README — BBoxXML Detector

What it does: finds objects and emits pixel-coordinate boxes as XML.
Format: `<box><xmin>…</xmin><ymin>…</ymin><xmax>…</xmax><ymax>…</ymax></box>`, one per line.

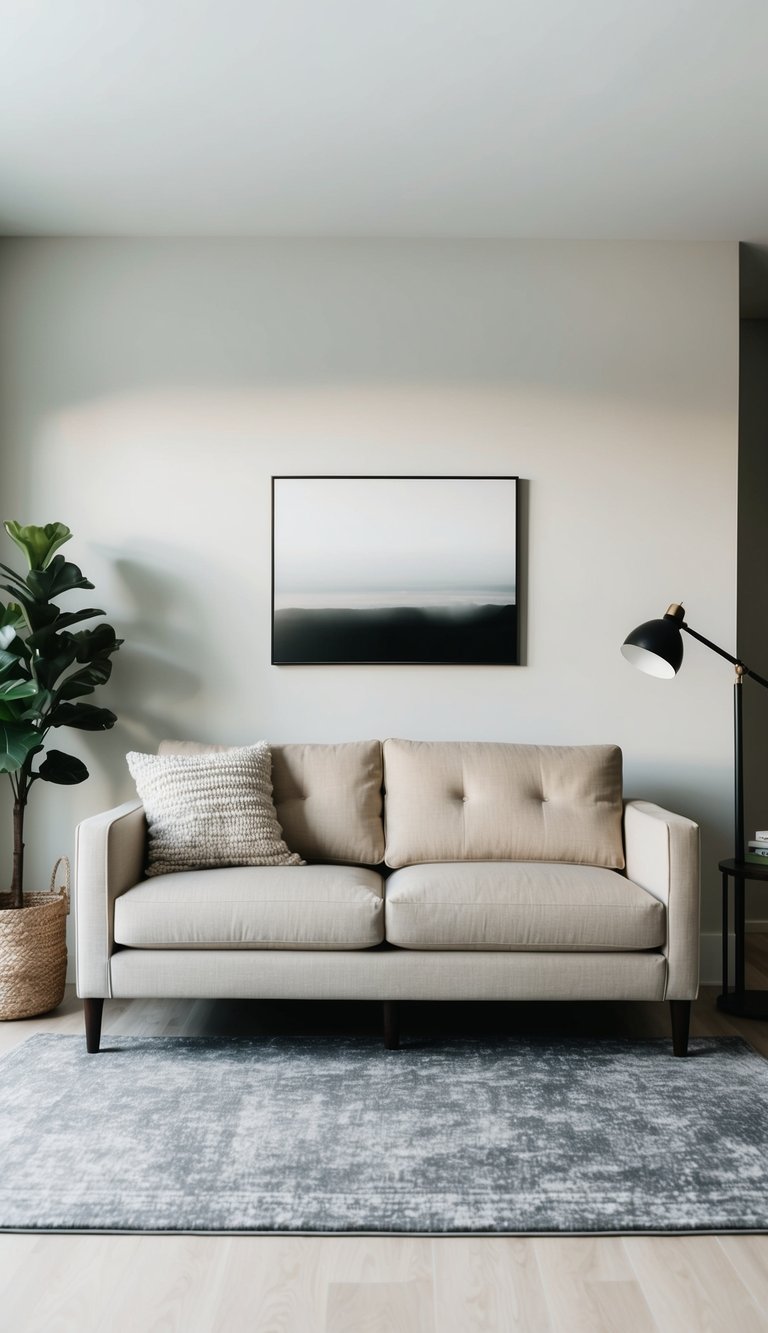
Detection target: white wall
<box><xmin>0</xmin><ymin>239</ymin><xmax>738</xmax><ymax>971</ymax></box>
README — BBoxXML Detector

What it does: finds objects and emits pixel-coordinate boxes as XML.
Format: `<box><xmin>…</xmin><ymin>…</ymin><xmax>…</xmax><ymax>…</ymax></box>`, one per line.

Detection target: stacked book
<box><xmin>746</xmin><ymin>831</ymin><xmax>768</xmax><ymax>866</ymax></box>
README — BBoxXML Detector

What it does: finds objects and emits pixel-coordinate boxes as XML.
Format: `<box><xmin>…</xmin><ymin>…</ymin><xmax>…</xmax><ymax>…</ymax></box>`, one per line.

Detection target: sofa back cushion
<box><xmin>383</xmin><ymin>739</ymin><xmax>625</xmax><ymax>870</ymax></box>
<box><xmin>271</xmin><ymin>742</ymin><xmax>384</xmax><ymax>865</ymax></box>
<box><xmin>159</xmin><ymin>739</ymin><xmax>385</xmax><ymax>865</ymax></box>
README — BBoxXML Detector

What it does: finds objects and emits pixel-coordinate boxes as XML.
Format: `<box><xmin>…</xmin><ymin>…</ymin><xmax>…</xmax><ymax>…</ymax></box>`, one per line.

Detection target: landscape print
<box><xmin>271</xmin><ymin>476</ymin><xmax>518</xmax><ymax>665</ymax></box>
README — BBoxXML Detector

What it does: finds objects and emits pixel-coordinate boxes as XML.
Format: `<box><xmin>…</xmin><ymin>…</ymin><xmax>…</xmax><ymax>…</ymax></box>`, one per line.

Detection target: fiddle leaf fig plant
<box><xmin>0</xmin><ymin>522</ymin><xmax>122</xmax><ymax>908</ymax></box>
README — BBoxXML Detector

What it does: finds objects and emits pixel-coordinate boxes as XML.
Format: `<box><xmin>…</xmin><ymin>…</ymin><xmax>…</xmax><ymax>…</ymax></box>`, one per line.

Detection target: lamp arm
<box><xmin>682</xmin><ymin>623</ymin><xmax>768</xmax><ymax>691</ymax></box>
<box><xmin>742</xmin><ymin>665</ymin><xmax>768</xmax><ymax>691</ymax></box>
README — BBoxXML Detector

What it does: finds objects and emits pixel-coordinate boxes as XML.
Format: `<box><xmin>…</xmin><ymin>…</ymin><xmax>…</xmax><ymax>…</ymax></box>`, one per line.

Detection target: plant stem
<box><xmin>11</xmin><ymin>794</ymin><xmax>25</xmax><ymax>908</ymax></box>
<box><xmin>10</xmin><ymin>759</ymin><xmax>31</xmax><ymax>908</ymax></box>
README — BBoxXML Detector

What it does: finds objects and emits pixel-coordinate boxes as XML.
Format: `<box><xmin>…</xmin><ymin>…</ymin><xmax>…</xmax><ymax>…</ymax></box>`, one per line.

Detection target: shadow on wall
<box><xmin>98</xmin><ymin>550</ymin><xmax>203</xmax><ymax>772</ymax></box>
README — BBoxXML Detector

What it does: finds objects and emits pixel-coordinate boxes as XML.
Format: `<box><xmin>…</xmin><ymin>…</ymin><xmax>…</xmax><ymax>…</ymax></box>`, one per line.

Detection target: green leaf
<box><xmin>55</xmin><ymin>658</ymin><xmax>114</xmax><ymax>700</ymax></box>
<box><xmin>0</xmin><ymin>586</ymin><xmax>58</xmax><ymax>634</ymax></box>
<box><xmin>0</xmin><ymin>658</ymin><xmax>27</xmax><ymax>688</ymax></box>
<box><xmin>0</xmin><ymin>679</ymin><xmax>40</xmax><ymax>723</ymax></box>
<box><xmin>4</xmin><ymin>522</ymin><xmax>72</xmax><ymax>570</ymax></box>
<box><xmin>0</xmin><ymin>584</ymin><xmax>30</xmax><ymax>611</ymax></box>
<box><xmin>25</xmin><ymin>556</ymin><xmax>94</xmax><ymax>601</ymax></box>
<box><xmin>32</xmin><ymin>635</ymin><xmax>79</xmax><ymax>691</ymax></box>
<box><xmin>0</xmin><ymin>525</ymin><xmax>119</xmax><ymax>774</ymax></box>
<box><xmin>17</xmin><ymin>687</ymin><xmax>53</xmax><ymax>721</ymax></box>
<box><xmin>73</xmin><ymin>623</ymin><xmax>122</xmax><ymax>663</ymax></box>
<box><xmin>0</xmin><ymin>721</ymin><xmax>42</xmax><ymax>773</ymax></box>
<box><xmin>0</xmin><ymin>601</ymin><xmax>24</xmax><ymax>630</ymax></box>
<box><xmin>37</xmin><ymin>749</ymin><xmax>89</xmax><ymax>785</ymax></box>
<box><xmin>27</xmin><ymin>611</ymin><xmax>105</xmax><ymax>652</ymax></box>
<box><xmin>0</xmin><ymin>563</ymin><xmax>29</xmax><ymax>591</ymax></box>
<box><xmin>0</xmin><ymin>630</ymin><xmax>30</xmax><ymax>667</ymax></box>
<box><xmin>0</xmin><ymin>652</ymin><xmax>29</xmax><ymax>685</ymax></box>
<box><xmin>47</xmin><ymin>701</ymin><xmax>117</xmax><ymax>731</ymax></box>
<box><xmin>0</xmin><ymin>679</ymin><xmax>37</xmax><ymax>701</ymax></box>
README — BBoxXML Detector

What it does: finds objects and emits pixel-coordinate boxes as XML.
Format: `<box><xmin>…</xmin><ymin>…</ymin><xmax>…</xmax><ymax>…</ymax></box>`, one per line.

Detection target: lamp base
<box><xmin>716</xmin><ymin>990</ymin><xmax>768</xmax><ymax>1021</ymax></box>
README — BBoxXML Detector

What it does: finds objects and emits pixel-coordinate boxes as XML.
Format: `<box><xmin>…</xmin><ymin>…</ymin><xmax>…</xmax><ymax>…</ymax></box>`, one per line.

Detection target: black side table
<box><xmin>717</xmin><ymin>857</ymin><xmax>768</xmax><ymax>1019</ymax></box>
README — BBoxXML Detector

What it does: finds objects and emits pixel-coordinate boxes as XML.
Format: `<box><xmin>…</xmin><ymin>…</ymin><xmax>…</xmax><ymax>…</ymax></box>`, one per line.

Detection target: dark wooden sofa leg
<box><xmin>670</xmin><ymin>1000</ymin><xmax>691</xmax><ymax>1057</ymax></box>
<box><xmin>383</xmin><ymin>1001</ymin><xmax>400</xmax><ymax>1050</ymax></box>
<box><xmin>84</xmin><ymin>998</ymin><xmax>104</xmax><ymax>1054</ymax></box>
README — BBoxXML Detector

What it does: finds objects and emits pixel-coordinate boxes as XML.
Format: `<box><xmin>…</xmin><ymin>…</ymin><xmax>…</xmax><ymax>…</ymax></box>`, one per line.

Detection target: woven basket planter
<box><xmin>0</xmin><ymin>857</ymin><xmax>69</xmax><ymax>1021</ymax></box>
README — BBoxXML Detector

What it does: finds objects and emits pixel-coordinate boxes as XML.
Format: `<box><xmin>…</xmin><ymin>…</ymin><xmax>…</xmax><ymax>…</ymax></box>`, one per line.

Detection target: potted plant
<box><xmin>0</xmin><ymin>522</ymin><xmax>122</xmax><ymax>1019</ymax></box>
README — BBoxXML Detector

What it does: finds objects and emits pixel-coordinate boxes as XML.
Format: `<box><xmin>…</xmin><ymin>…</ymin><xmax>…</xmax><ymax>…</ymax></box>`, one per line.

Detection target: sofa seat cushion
<box><xmin>384</xmin><ymin>862</ymin><xmax>664</xmax><ymax>951</ymax></box>
<box><xmin>113</xmin><ymin>865</ymin><xmax>385</xmax><ymax>950</ymax></box>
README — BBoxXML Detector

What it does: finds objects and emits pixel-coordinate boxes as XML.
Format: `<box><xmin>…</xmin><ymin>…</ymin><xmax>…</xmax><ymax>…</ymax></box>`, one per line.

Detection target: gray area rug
<box><xmin>1</xmin><ymin>1034</ymin><xmax>766</xmax><ymax>1234</ymax></box>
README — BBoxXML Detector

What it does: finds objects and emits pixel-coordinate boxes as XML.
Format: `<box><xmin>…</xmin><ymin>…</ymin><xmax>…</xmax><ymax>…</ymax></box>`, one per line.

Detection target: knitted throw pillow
<box><xmin>126</xmin><ymin>743</ymin><xmax>304</xmax><ymax>876</ymax></box>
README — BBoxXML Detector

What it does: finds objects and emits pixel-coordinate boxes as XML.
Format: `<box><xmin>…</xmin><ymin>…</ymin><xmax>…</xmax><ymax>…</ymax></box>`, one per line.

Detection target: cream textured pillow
<box><xmin>126</xmin><ymin>743</ymin><xmax>304</xmax><ymax>877</ymax></box>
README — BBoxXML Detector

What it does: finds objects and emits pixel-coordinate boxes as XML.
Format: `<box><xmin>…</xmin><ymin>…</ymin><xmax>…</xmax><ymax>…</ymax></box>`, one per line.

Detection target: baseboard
<box><xmin>700</xmin><ymin>922</ymin><xmax>768</xmax><ymax>986</ymax></box>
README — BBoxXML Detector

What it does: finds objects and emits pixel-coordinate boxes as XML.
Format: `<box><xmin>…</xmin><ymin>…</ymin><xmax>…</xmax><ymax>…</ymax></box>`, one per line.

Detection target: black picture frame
<box><xmin>271</xmin><ymin>475</ymin><xmax>519</xmax><ymax>665</ymax></box>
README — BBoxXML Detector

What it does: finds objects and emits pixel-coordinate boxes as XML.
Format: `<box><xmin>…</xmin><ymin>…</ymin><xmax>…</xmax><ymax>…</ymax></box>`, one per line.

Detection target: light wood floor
<box><xmin>2</xmin><ymin>949</ymin><xmax>768</xmax><ymax>1333</ymax></box>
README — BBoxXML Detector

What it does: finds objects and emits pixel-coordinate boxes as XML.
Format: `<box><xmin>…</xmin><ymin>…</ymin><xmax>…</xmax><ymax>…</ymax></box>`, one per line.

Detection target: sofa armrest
<box><xmin>75</xmin><ymin>800</ymin><xmax>146</xmax><ymax>998</ymax></box>
<box><xmin>623</xmin><ymin>799</ymin><xmax>700</xmax><ymax>1000</ymax></box>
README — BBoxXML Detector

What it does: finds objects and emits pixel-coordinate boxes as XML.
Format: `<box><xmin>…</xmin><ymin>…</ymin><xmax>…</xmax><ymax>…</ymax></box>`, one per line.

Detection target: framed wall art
<box><xmin>271</xmin><ymin>475</ymin><xmax>519</xmax><ymax>665</ymax></box>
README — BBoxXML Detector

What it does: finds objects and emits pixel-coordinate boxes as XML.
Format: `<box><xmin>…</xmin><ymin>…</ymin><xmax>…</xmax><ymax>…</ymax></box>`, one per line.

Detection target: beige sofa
<box><xmin>74</xmin><ymin>739</ymin><xmax>700</xmax><ymax>1055</ymax></box>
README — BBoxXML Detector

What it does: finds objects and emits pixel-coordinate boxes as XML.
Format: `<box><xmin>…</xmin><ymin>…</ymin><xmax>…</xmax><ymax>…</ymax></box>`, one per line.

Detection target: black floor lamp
<box><xmin>622</xmin><ymin>602</ymin><xmax>768</xmax><ymax>1018</ymax></box>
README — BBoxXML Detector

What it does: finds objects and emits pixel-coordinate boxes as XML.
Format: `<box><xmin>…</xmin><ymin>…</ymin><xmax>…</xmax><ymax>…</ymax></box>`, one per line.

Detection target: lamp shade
<box><xmin>621</xmin><ymin>606</ymin><xmax>685</xmax><ymax>679</ymax></box>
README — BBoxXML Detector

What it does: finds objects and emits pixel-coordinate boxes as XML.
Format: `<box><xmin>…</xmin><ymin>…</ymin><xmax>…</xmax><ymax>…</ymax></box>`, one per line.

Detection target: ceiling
<box><xmin>2</xmin><ymin>0</ymin><xmax>768</xmax><ymax>239</ymax></box>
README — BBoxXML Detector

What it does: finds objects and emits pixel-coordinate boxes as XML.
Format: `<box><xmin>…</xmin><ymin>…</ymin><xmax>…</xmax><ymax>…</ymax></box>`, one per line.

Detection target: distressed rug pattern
<box><xmin>1</xmin><ymin>1034</ymin><xmax>766</xmax><ymax>1233</ymax></box>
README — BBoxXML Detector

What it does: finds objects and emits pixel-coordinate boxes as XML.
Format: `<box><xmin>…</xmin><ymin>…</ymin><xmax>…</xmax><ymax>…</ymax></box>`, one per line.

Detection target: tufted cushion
<box><xmin>127</xmin><ymin>744</ymin><xmax>304</xmax><ymax>876</ymax></box>
<box><xmin>159</xmin><ymin>739</ymin><xmax>384</xmax><ymax>865</ymax></box>
<box><xmin>383</xmin><ymin>739</ymin><xmax>625</xmax><ymax>869</ymax></box>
